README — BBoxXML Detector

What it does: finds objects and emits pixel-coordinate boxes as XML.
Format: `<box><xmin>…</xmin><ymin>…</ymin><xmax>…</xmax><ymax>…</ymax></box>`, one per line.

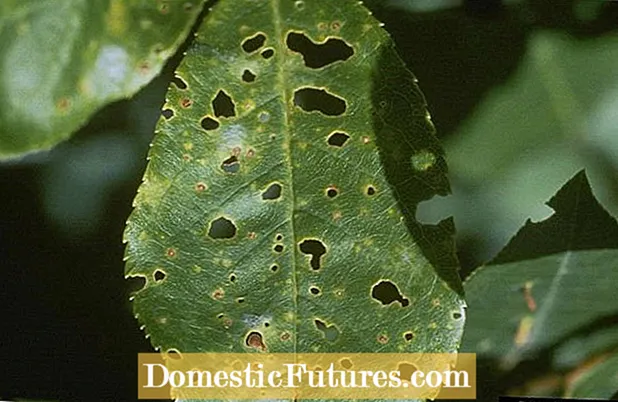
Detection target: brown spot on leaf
<box><xmin>180</xmin><ymin>98</ymin><xmax>193</xmax><ymax>108</ymax></box>
<box><xmin>212</xmin><ymin>288</ymin><xmax>225</xmax><ymax>300</ymax></box>
<box><xmin>56</xmin><ymin>97</ymin><xmax>70</xmax><ymax>113</ymax></box>
<box><xmin>522</xmin><ymin>281</ymin><xmax>537</xmax><ymax>312</ymax></box>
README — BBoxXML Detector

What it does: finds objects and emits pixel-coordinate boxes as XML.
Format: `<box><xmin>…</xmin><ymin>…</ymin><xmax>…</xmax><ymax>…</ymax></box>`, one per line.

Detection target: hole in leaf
<box><xmin>236</xmin><ymin>297</ymin><xmax>245</xmax><ymax>304</ymax></box>
<box><xmin>242</xmin><ymin>33</ymin><xmax>266</xmax><ymax>53</ymax></box>
<box><xmin>166</xmin><ymin>349</ymin><xmax>182</xmax><ymax>360</ymax></box>
<box><xmin>453</xmin><ymin>312</ymin><xmax>463</xmax><ymax>320</ymax></box>
<box><xmin>201</xmin><ymin>116</ymin><xmax>219</xmax><ymax>131</ymax></box>
<box><xmin>327</xmin><ymin>132</ymin><xmax>349</xmax><ymax>147</ymax></box>
<box><xmin>208</xmin><ymin>217</ymin><xmax>237</xmax><ymax>239</ymax></box>
<box><xmin>404</xmin><ymin>332</ymin><xmax>414</xmax><ymax>342</ymax></box>
<box><xmin>294</xmin><ymin>87</ymin><xmax>346</xmax><ymax>116</ymax></box>
<box><xmin>299</xmin><ymin>239</ymin><xmax>326</xmax><ymax>270</ymax></box>
<box><xmin>270</xmin><ymin>264</ymin><xmax>279</xmax><ymax>272</ymax></box>
<box><xmin>310</xmin><ymin>286</ymin><xmax>321</xmax><ymax>295</ymax></box>
<box><xmin>212</xmin><ymin>90</ymin><xmax>236</xmax><ymax>118</ymax></box>
<box><xmin>314</xmin><ymin>319</ymin><xmax>339</xmax><ymax>342</ymax></box>
<box><xmin>262</xmin><ymin>183</ymin><xmax>282</xmax><ymax>200</ymax></box>
<box><xmin>398</xmin><ymin>363</ymin><xmax>418</xmax><ymax>380</ymax></box>
<box><xmin>221</xmin><ymin>156</ymin><xmax>240</xmax><ymax>174</ymax></box>
<box><xmin>264</xmin><ymin>322</ymin><xmax>270</xmax><ymax>327</ymax></box>
<box><xmin>242</xmin><ymin>69</ymin><xmax>256</xmax><ymax>83</ymax></box>
<box><xmin>162</xmin><ymin>109</ymin><xmax>174</xmax><ymax>119</ymax></box>
<box><xmin>274</xmin><ymin>244</ymin><xmax>284</xmax><ymax>253</ymax></box>
<box><xmin>127</xmin><ymin>275</ymin><xmax>146</xmax><ymax>293</ymax></box>
<box><xmin>246</xmin><ymin>331</ymin><xmax>266</xmax><ymax>350</ymax></box>
<box><xmin>326</xmin><ymin>187</ymin><xmax>338</xmax><ymax>198</ymax></box>
<box><xmin>172</xmin><ymin>76</ymin><xmax>188</xmax><ymax>89</ymax></box>
<box><xmin>371</xmin><ymin>280</ymin><xmax>409</xmax><ymax>307</ymax></box>
<box><xmin>286</xmin><ymin>32</ymin><xmax>354</xmax><ymax>68</ymax></box>
<box><xmin>276</xmin><ymin>234</ymin><xmax>283</xmax><ymax>241</ymax></box>
<box><xmin>366</xmin><ymin>186</ymin><xmax>376</xmax><ymax>196</ymax></box>
<box><xmin>261</xmin><ymin>48</ymin><xmax>274</xmax><ymax>59</ymax></box>
<box><xmin>229</xmin><ymin>273</ymin><xmax>237</xmax><ymax>283</ymax></box>
<box><xmin>295</xmin><ymin>0</ymin><xmax>305</xmax><ymax>10</ymax></box>
<box><xmin>154</xmin><ymin>270</ymin><xmax>166</xmax><ymax>282</ymax></box>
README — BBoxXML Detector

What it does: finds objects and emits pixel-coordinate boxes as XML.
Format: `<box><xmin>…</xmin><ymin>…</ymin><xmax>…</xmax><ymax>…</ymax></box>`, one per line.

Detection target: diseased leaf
<box><xmin>462</xmin><ymin>172</ymin><xmax>618</xmax><ymax>367</ymax></box>
<box><xmin>0</xmin><ymin>0</ymin><xmax>205</xmax><ymax>159</ymax></box>
<box><xmin>124</xmin><ymin>0</ymin><xmax>465</xmax><ymax>367</ymax></box>
<box><xmin>564</xmin><ymin>352</ymin><xmax>618</xmax><ymax>399</ymax></box>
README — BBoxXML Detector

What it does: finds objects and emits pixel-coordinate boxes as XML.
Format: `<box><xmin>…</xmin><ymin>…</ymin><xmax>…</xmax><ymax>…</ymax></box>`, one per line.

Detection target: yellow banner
<box><xmin>138</xmin><ymin>352</ymin><xmax>476</xmax><ymax>399</ymax></box>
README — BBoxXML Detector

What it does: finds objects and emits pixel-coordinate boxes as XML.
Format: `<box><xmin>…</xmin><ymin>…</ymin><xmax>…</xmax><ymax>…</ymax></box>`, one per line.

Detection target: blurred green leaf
<box><xmin>553</xmin><ymin>324</ymin><xmax>618</xmax><ymax>370</ymax></box>
<box><xmin>124</xmin><ymin>0</ymin><xmax>465</xmax><ymax>364</ymax></box>
<box><xmin>0</xmin><ymin>0</ymin><xmax>205</xmax><ymax>159</ymax></box>
<box><xmin>565</xmin><ymin>352</ymin><xmax>618</xmax><ymax>399</ymax></box>
<box><xmin>462</xmin><ymin>172</ymin><xmax>618</xmax><ymax>367</ymax></box>
<box><xmin>433</xmin><ymin>31</ymin><xmax>618</xmax><ymax>261</ymax></box>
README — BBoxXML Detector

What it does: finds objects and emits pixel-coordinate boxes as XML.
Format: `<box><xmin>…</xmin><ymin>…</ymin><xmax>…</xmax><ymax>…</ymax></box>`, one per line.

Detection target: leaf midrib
<box><xmin>271</xmin><ymin>0</ymin><xmax>299</xmax><ymax>354</ymax></box>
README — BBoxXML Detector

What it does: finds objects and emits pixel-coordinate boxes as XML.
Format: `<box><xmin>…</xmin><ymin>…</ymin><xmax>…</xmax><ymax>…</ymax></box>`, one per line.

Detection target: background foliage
<box><xmin>1</xmin><ymin>0</ymin><xmax>617</xmax><ymax>400</ymax></box>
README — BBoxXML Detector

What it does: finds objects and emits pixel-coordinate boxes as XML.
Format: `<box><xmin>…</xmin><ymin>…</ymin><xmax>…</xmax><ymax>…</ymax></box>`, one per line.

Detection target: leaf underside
<box><xmin>462</xmin><ymin>172</ymin><xmax>618</xmax><ymax>368</ymax></box>
<box><xmin>124</xmin><ymin>0</ymin><xmax>464</xmax><ymax>380</ymax></box>
<box><xmin>0</xmin><ymin>0</ymin><xmax>205</xmax><ymax>159</ymax></box>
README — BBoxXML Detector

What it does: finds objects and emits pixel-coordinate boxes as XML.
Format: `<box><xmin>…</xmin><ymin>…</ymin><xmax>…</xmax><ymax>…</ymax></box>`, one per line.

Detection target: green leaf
<box><xmin>553</xmin><ymin>324</ymin><xmax>618</xmax><ymax>370</ymax></box>
<box><xmin>124</xmin><ymin>0</ymin><xmax>465</xmax><ymax>362</ymax></box>
<box><xmin>434</xmin><ymin>31</ymin><xmax>618</xmax><ymax>262</ymax></box>
<box><xmin>0</xmin><ymin>0</ymin><xmax>205</xmax><ymax>159</ymax></box>
<box><xmin>462</xmin><ymin>172</ymin><xmax>618</xmax><ymax>367</ymax></box>
<box><xmin>565</xmin><ymin>352</ymin><xmax>618</xmax><ymax>399</ymax></box>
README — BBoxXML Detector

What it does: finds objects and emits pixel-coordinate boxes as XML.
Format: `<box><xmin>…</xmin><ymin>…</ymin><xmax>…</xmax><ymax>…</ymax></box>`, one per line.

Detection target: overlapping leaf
<box><xmin>0</xmin><ymin>0</ymin><xmax>205</xmax><ymax>159</ymax></box>
<box><xmin>124</xmin><ymin>0</ymin><xmax>465</xmax><ymax>367</ymax></box>
<box><xmin>438</xmin><ymin>32</ymin><xmax>618</xmax><ymax>262</ymax></box>
<box><xmin>462</xmin><ymin>172</ymin><xmax>618</xmax><ymax>370</ymax></box>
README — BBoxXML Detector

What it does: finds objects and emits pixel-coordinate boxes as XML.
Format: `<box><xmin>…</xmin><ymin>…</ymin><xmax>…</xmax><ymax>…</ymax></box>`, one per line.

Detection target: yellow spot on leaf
<box><xmin>411</xmin><ymin>150</ymin><xmax>437</xmax><ymax>172</ymax></box>
<box><xmin>515</xmin><ymin>315</ymin><xmax>534</xmax><ymax>347</ymax></box>
<box><xmin>107</xmin><ymin>0</ymin><xmax>127</xmax><ymax>37</ymax></box>
<box><xmin>134</xmin><ymin>176</ymin><xmax>171</xmax><ymax>206</ymax></box>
